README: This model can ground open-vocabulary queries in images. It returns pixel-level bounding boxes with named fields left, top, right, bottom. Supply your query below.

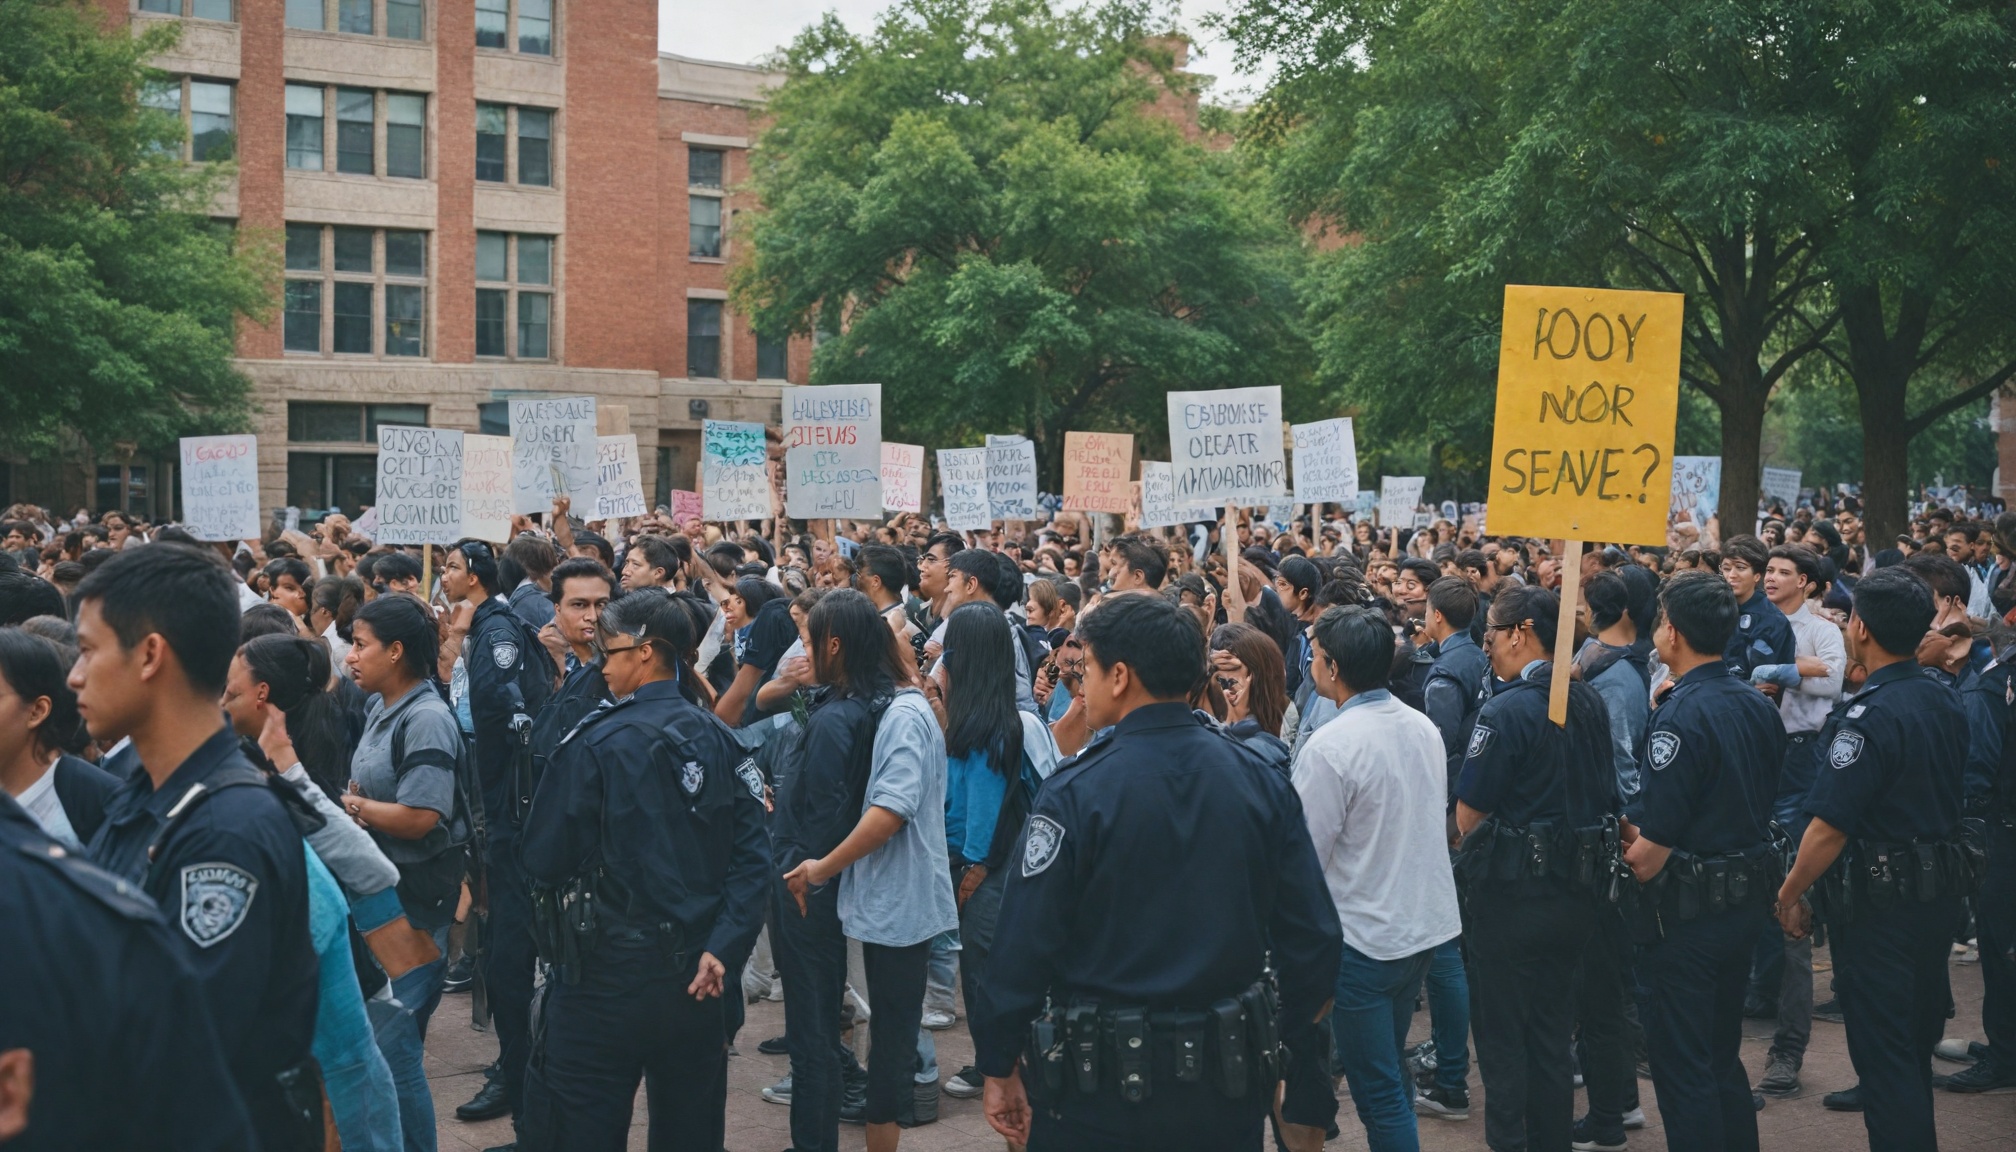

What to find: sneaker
left=1956, top=939, right=1980, bottom=964
left=1413, top=1085, right=1469, bottom=1121
left=1406, top=1038, right=1438, bottom=1079
left=944, top=1066, right=984, bottom=1099
left=1621, top=1107, right=1646, bottom=1130
left=1570, top=1115, right=1627, bottom=1151
left=761, top=1075, right=792, bottom=1106
left=441, top=956, right=475, bottom=994
left=838, top=1072, right=867, bottom=1123
left=1934, top=1038, right=1989, bottom=1063
left=757, top=1034, right=790, bottom=1056
left=1812, top=998, right=1845, bottom=1024
left=921, top=1009, right=957, bottom=1030
left=1757, top=1054, right=1802, bottom=1098
left=902, top=1079, right=939, bottom=1126
left=1822, top=1084, right=1862, bottom=1111
left=1939, top=1058, right=2016, bottom=1093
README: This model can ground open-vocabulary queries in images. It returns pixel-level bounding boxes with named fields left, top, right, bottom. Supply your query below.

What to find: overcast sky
left=655, top=0, right=1267, bottom=101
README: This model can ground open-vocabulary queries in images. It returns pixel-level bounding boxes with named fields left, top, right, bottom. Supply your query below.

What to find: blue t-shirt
left=946, top=747, right=1011, bottom=864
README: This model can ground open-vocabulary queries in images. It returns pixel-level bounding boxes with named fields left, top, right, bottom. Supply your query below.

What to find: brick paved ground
left=428, top=944, right=2014, bottom=1151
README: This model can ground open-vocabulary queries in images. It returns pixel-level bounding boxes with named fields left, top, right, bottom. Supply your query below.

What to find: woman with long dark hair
left=232, top=632, right=352, bottom=801
left=312, top=574, right=368, bottom=667
left=1210, top=622, right=1291, bottom=772
left=0, top=627, right=114, bottom=849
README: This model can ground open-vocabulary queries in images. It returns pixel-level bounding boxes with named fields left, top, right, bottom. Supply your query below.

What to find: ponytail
left=240, top=633, right=348, bottom=799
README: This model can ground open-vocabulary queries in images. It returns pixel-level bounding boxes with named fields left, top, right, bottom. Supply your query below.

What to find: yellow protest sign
left=1486, top=284, right=1685, bottom=544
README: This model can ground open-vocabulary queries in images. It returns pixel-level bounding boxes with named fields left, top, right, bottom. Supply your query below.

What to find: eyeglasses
left=1484, top=621, right=1522, bottom=634
left=601, top=642, right=648, bottom=655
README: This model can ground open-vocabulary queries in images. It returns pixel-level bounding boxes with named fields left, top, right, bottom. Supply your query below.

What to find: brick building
left=14, top=0, right=803, bottom=522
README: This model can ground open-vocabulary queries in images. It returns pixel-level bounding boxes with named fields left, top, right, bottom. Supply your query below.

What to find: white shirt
left=1779, top=600, right=1847, bottom=735
left=16, top=762, right=82, bottom=851
left=237, top=580, right=262, bottom=613
left=322, top=620, right=352, bottom=669
left=1291, top=689, right=1462, bottom=961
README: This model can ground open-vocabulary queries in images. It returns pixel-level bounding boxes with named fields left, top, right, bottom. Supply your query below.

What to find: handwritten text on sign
left=881, top=443, right=924, bottom=513
left=1486, top=285, right=1683, bottom=542
left=460, top=435, right=513, bottom=542
left=510, top=396, right=599, bottom=514
left=1166, top=386, right=1287, bottom=505
left=179, top=434, right=261, bottom=542
left=702, top=420, right=770, bottom=521
left=985, top=435, right=1038, bottom=520
left=939, top=447, right=990, bottom=531
left=785, top=383, right=881, bottom=518
left=594, top=435, right=647, bottom=520
left=375, top=426, right=463, bottom=545
left=1292, top=418, right=1359, bottom=504
left=1138, top=461, right=1179, bottom=529
left=1062, top=432, right=1134, bottom=514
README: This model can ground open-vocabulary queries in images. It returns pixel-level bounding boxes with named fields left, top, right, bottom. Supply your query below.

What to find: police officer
left=448, top=538, right=557, bottom=1138
left=518, top=591, right=769, bottom=1150
left=1420, top=575, right=1489, bottom=795
left=1942, top=633, right=2016, bottom=1094
left=1718, top=535, right=1795, bottom=682
left=1776, top=566, right=1969, bottom=1149
left=76, top=544, right=323, bottom=1151
left=1617, top=572, right=1785, bottom=1152
left=1452, top=583, right=1618, bottom=1152
left=972, top=593, right=1341, bottom=1151
left=0, top=792, right=254, bottom=1151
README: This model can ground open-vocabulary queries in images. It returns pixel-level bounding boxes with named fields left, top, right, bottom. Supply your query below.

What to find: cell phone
left=1216, top=676, right=1237, bottom=692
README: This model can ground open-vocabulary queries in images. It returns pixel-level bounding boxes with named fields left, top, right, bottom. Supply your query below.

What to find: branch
left=1761, top=310, right=1842, bottom=388
left=1904, top=360, right=2016, bottom=439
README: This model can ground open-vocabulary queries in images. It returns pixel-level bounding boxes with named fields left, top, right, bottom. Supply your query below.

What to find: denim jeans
left=925, top=929, right=959, bottom=1015
left=1423, top=936, right=1470, bottom=1093
left=367, top=989, right=433, bottom=1152
left=1331, top=940, right=1435, bottom=1152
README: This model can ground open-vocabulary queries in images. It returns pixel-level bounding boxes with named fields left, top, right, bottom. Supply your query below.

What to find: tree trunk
left=1858, top=379, right=1911, bottom=544
left=1716, top=376, right=1767, bottom=546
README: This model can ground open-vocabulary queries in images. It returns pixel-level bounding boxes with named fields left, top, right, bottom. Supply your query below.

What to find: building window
left=518, top=108, right=551, bottom=186
left=142, top=77, right=235, bottom=162
left=687, top=299, right=722, bottom=378
left=387, top=0, right=423, bottom=39
left=518, top=0, right=551, bottom=53
left=688, top=147, right=723, bottom=189
left=386, top=93, right=425, bottom=178
left=476, top=103, right=507, bottom=182
left=288, top=454, right=378, bottom=517
left=689, top=195, right=721, bottom=258
left=288, top=402, right=429, bottom=443
left=337, top=0, right=370, bottom=33
left=284, top=225, right=430, bottom=359
left=477, top=0, right=553, bottom=55
left=285, top=84, right=323, bottom=169
left=335, top=88, right=373, bottom=174
left=287, top=0, right=425, bottom=38
left=96, top=463, right=150, bottom=517
left=286, top=0, right=322, bottom=28
left=475, top=0, right=507, bottom=48
left=141, top=0, right=235, bottom=17
left=757, top=334, right=788, bottom=380
left=475, top=232, right=556, bottom=360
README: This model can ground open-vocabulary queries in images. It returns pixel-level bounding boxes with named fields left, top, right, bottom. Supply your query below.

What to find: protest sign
left=881, top=443, right=925, bottom=513
left=1379, top=477, right=1425, bottom=528
left=1138, top=461, right=1179, bottom=529
left=784, top=383, right=881, bottom=518
left=1353, top=491, right=1377, bottom=521
left=701, top=419, right=770, bottom=521
left=179, top=434, right=261, bottom=542
left=1670, top=456, right=1721, bottom=525
left=596, top=404, right=630, bottom=436
left=510, top=396, right=598, bottom=514
left=939, top=447, right=990, bottom=531
left=1061, top=432, right=1134, bottom=514
left=985, top=434, right=1039, bottom=520
left=460, top=434, right=514, bottom=543
left=1291, top=418, right=1359, bottom=504
left=373, top=426, right=463, bottom=545
left=1485, top=284, right=1684, bottom=542
left=1166, top=386, right=1287, bottom=506
left=1761, top=466, right=1802, bottom=510
left=593, top=434, right=647, bottom=520
left=671, top=489, right=704, bottom=525
left=349, top=506, right=375, bottom=538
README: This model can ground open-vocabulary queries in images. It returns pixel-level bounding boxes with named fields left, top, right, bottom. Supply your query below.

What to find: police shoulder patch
left=680, top=760, right=705, bottom=797
left=1739, top=613, right=1752, bottom=630
left=1648, top=730, right=1681, bottom=771
left=734, top=757, right=765, bottom=802
left=1022, top=815, right=1066, bottom=878
left=180, top=862, right=258, bottom=948
left=492, top=640, right=519, bottom=669
left=1829, top=730, right=1865, bottom=770
left=1465, top=725, right=1494, bottom=760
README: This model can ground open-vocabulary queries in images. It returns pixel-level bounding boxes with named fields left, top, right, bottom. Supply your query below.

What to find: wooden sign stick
left=1549, top=539, right=1584, bottom=726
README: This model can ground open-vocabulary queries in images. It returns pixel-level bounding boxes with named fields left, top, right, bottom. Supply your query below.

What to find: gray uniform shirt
left=351, top=684, right=461, bottom=865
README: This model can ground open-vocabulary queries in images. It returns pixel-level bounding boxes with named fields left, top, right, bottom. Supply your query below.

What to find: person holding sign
left=1451, top=584, right=1620, bottom=1152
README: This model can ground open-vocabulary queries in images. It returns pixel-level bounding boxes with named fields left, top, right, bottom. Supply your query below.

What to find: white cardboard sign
left=373, top=425, right=463, bottom=545
left=178, top=434, right=262, bottom=542
left=509, top=395, right=599, bottom=514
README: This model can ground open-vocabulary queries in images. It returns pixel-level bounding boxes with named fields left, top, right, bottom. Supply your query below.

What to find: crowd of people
left=0, top=487, right=2009, bottom=1152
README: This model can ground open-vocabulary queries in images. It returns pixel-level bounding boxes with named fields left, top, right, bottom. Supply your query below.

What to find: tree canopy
left=731, top=0, right=1312, bottom=484
left=0, top=0, right=270, bottom=461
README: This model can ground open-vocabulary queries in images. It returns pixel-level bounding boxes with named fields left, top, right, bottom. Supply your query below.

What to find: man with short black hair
left=1776, top=567, right=1968, bottom=1148
left=932, top=550, right=1037, bottom=714
left=1719, top=535, right=1795, bottom=681
left=1104, top=534, right=1168, bottom=593
left=505, top=533, right=561, bottom=630
left=374, top=551, right=424, bottom=597
left=78, top=545, right=321, bottom=1152
left=620, top=535, right=683, bottom=593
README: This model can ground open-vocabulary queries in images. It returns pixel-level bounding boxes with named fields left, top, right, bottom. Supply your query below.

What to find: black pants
left=484, top=842, right=540, bottom=1123
left=861, top=940, right=929, bottom=1124
left=1979, top=824, right=2016, bottom=1067
left=1464, top=877, right=1595, bottom=1152
left=1574, top=908, right=1639, bottom=1130
left=1637, top=904, right=1765, bottom=1152
left=522, top=949, right=726, bottom=1151
left=1833, top=895, right=1958, bottom=1151
left=1030, top=1077, right=1267, bottom=1151
left=773, top=875, right=846, bottom=1152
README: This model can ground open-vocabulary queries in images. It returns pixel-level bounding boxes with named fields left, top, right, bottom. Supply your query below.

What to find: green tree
left=731, top=0, right=1311, bottom=485
left=0, top=0, right=271, bottom=462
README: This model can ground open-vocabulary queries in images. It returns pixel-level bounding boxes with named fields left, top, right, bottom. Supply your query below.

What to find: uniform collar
left=1113, top=700, right=1198, bottom=736
left=1520, top=658, right=1550, bottom=681
left=1854, top=659, right=1919, bottom=696
left=1740, top=588, right=1772, bottom=614
left=121, top=725, right=245, bottom=818
left=1672, top=661, right=1729, bottom=690
left=1438, top=632, right=1477, bottom=656
left=627, top=678, right=684, bottom=705
left=472, top=596, right=510, bottom=623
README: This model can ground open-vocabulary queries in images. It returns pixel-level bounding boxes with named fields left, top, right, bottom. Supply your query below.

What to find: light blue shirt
left=839, top=690, right=960, bottom=947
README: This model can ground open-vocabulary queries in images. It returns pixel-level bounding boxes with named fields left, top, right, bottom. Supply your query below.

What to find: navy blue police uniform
left=1724, top=590, right=1795, bottom=682
left=1625, top=662, right=1785, bottom=1152
left=1453, top=662, right=1616, bottom=1152
left=971, top=702, right=1342, bottom=1152
left=1389, top=634, right=1435, bottom=714
left=0, top=793, right=255, bottom=1151
left=87, top=726, right=323, bottom=1152
left=465, top=585, right=558, bottom=1127
left=1422, top=631, right=1489, bottom=797
left=1969, top=650, right=2016, bottom=1085
left=1803, top=661, right=1967, bottom=1149
left=518, top=679, right=769, bottom=1151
